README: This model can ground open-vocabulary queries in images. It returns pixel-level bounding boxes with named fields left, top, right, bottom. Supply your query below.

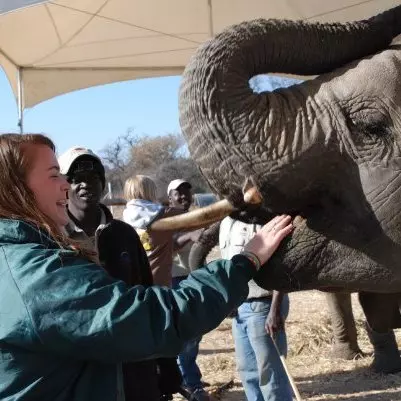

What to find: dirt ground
left=174, top=249, right=401, bottom=401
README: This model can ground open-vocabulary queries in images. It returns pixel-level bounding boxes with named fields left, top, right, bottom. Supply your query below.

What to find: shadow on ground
left=297, top=367, right=401, bottom=400
left=213, top=382, right=244, bottom=401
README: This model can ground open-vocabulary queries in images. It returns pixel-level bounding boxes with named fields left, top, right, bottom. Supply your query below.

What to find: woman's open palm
left=244, top=215, right=293, bottom=267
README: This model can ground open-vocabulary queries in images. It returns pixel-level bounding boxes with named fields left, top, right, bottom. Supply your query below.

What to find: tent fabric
left=0, top=0, right=400, bottom=109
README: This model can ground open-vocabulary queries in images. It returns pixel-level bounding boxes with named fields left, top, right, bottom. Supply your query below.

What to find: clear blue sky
left=0, top=69, right=300, bottom=157
left=0, top=69, right=182, bottom=155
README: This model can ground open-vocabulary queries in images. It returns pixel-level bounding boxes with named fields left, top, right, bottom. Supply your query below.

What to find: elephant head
left=178, top=6, right=401, bottom=293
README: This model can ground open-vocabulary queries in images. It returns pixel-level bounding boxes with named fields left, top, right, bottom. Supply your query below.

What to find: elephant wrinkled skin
left=180, top=6, right=401, bottom=373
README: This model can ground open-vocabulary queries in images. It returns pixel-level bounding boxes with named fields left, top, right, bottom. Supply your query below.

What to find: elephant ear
left=188, top=222, right=221, bottom=270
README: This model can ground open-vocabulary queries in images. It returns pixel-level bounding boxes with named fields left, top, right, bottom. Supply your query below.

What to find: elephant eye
left=345, top=105, right=392, bottom=145
left=353, top=118, right=391, bottom=139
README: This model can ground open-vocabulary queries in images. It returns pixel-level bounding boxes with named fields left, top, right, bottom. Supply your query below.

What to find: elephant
left=176, top=5, right=401, bottom=373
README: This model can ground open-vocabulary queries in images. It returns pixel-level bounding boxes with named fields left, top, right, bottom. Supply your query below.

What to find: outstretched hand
left=243, top=215, right=293, bottom=267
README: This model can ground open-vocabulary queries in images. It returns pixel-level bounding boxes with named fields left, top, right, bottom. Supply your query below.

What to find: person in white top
left=169, top=179, right=212, bottom=401
left=219, top=216, right=292, bottom=401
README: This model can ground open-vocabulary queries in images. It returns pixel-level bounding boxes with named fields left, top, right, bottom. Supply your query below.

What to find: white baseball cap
left=167, top=179, right=191, bottom=195
left=58, top=146, right=105, bottom=188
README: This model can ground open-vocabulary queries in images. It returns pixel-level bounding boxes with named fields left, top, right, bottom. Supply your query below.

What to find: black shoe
left=189, top=389, right=214, bottom=401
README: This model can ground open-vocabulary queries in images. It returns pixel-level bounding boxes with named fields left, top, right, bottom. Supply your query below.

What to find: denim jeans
left=172, top=276, right=203, bottom=391
left=232, top=295, right=292, bottom=401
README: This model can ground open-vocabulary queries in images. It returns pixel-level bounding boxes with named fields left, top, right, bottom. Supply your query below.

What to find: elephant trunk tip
left=293, top=215, right=306, bottom=228
left=372, top=4, right=401, bottom=38
left=243, top=187, right=263, bottom=204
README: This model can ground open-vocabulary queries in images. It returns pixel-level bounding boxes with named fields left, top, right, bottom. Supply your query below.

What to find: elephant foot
left=330, top=342, right=365, bottom=360
left=367, top=325, right=401, bottom=374
left=371, top=351, right=401, bottom=374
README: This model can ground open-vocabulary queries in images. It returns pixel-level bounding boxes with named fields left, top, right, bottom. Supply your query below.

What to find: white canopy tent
left=0, top=0, right=400, bottom=131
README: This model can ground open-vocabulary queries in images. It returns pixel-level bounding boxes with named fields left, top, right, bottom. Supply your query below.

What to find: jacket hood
left=123, top=199, right=164, bottom=230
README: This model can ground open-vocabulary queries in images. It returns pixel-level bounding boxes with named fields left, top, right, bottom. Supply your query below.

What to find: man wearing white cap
left=168, top=179, right=193, bottom=211
left=60, top=148, right=165, bottom=401
left=168, top=179, right=213, bottom=401
left=58, top=146, right=112, bottom=247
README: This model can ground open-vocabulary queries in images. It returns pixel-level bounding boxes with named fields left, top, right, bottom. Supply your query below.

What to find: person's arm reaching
left=4, top=215, right=293, bottom=364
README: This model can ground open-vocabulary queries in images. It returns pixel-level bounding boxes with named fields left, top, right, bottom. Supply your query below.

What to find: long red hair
left=0, top=133, right=96, bottom=260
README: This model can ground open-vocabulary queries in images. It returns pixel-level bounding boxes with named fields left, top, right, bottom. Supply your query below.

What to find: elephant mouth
left=319, top=287, right=346, bottom=292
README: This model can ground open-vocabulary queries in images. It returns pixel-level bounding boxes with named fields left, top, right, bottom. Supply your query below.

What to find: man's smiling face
left=67, top=157, right=103, bottom=210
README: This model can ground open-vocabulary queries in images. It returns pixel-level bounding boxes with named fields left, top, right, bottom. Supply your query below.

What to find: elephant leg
left=359, top=292, right=401, bottom=374
left=325, top=292, right=363, bottom=360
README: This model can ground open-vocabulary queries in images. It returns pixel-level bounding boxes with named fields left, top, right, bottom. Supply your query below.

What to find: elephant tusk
left=150, top=199, right=234, bottom=232
left=243, top=186, right=263, bottom=204
left=149, top=187, right=262, bottom=232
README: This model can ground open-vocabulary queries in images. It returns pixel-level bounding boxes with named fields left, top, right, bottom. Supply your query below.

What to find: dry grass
left=173, top=248, right=401, bottom=401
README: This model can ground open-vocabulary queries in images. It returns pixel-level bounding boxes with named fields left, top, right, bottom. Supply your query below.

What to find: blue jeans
left=172, top=276, right=203, bottom=391
left=232, top=296, right=292, bottom=401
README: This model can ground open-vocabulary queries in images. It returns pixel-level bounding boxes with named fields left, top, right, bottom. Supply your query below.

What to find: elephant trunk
left=188, top=222, right=221, bottom=271
left=179, top=5, right=401, bottom=201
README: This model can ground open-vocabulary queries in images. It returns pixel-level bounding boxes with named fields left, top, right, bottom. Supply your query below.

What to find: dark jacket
left=96, top=219, right=181, bottom=401
left=0, top=219, right=255, bottom=400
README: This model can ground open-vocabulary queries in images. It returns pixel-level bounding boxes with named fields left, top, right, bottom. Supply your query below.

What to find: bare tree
left=101, top=130, right=139, bottom=191
left=100, top=130, right=208, bottom=198
left=128, top=133, right=185, bottom=174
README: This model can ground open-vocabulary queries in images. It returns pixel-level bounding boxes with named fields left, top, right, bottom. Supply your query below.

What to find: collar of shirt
left=64, top=208, right=107, bottom=237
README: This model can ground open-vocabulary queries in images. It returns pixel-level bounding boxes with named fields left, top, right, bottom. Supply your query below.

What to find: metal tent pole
left=17, top=68, right=24, bottom=134
left=108, top=182, right=114, bottom=215
left=207, top=0, right=214, bottom=37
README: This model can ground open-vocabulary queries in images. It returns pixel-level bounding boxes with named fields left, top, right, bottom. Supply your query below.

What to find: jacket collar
left=64, top=203, right=113, bottom=237
left=0, top=219, right=58, bottom=247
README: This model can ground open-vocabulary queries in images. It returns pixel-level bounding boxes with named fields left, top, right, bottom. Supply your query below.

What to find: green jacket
left=0, top=219, right=255, bottom=400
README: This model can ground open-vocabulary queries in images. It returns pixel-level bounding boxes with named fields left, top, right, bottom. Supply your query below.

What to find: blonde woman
left=0, top=133, right=293, bottom=400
